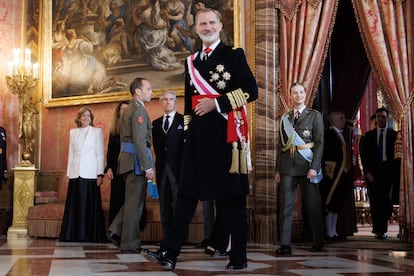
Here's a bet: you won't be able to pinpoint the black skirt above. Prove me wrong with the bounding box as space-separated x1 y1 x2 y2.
59 177 107 243
108 174 125 226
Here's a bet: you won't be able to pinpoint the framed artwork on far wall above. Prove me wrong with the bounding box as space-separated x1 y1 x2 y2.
40 0 243 107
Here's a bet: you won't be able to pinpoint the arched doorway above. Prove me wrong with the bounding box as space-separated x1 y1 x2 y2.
317 0 401 241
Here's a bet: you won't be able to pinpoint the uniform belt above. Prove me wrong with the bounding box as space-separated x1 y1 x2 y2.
291 142 314 151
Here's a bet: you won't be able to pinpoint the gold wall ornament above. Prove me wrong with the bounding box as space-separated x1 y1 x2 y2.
5 48 39 166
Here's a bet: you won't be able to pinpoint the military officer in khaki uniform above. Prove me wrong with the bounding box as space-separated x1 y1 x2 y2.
275 82 324 255
107 77 154 253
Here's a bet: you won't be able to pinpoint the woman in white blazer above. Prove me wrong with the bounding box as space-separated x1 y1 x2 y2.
60 107 107 242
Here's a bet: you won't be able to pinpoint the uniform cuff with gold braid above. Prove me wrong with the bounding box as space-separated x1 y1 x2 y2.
226 88 249 109
184 115 191 131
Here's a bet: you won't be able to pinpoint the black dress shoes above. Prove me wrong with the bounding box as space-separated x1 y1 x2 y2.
107 231 121 248
219 250 230 256
144 248 177 269
375 233 387 240
276 245 292 255
195 239 209 248
120 248 142 254
325 235 339 241
310 244 324 252
226 261 248 270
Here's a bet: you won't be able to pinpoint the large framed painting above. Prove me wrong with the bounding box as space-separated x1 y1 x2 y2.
40 0 244 107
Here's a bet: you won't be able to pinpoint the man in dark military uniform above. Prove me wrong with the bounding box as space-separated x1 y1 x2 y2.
0 127 6 184
107 77 154 253
145 8 258 270
275 82 324 255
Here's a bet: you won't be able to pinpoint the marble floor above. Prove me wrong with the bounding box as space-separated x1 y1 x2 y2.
1 231 413 276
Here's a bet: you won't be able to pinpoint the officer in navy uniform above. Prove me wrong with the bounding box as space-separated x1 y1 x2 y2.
145 8 258 270
0 127 6 183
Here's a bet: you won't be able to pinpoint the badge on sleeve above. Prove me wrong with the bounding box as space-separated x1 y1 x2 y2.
136 116 144 124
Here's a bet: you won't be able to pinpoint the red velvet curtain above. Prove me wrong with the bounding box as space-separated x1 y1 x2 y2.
327 0 370 120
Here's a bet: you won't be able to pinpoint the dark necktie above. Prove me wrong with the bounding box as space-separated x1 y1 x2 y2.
204 47 212 60
163 115 170 132
294 110 300 125
378 129 384 161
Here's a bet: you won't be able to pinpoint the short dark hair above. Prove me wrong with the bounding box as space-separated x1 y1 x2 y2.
129 77 148 96
376 107 389 117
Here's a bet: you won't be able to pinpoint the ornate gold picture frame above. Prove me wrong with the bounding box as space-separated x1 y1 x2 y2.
41 0 243 107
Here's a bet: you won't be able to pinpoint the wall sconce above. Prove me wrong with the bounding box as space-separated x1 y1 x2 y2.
5 48 39 166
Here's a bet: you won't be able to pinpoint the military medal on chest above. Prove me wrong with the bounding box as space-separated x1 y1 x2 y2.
302 127 311 138
209 64 231 90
